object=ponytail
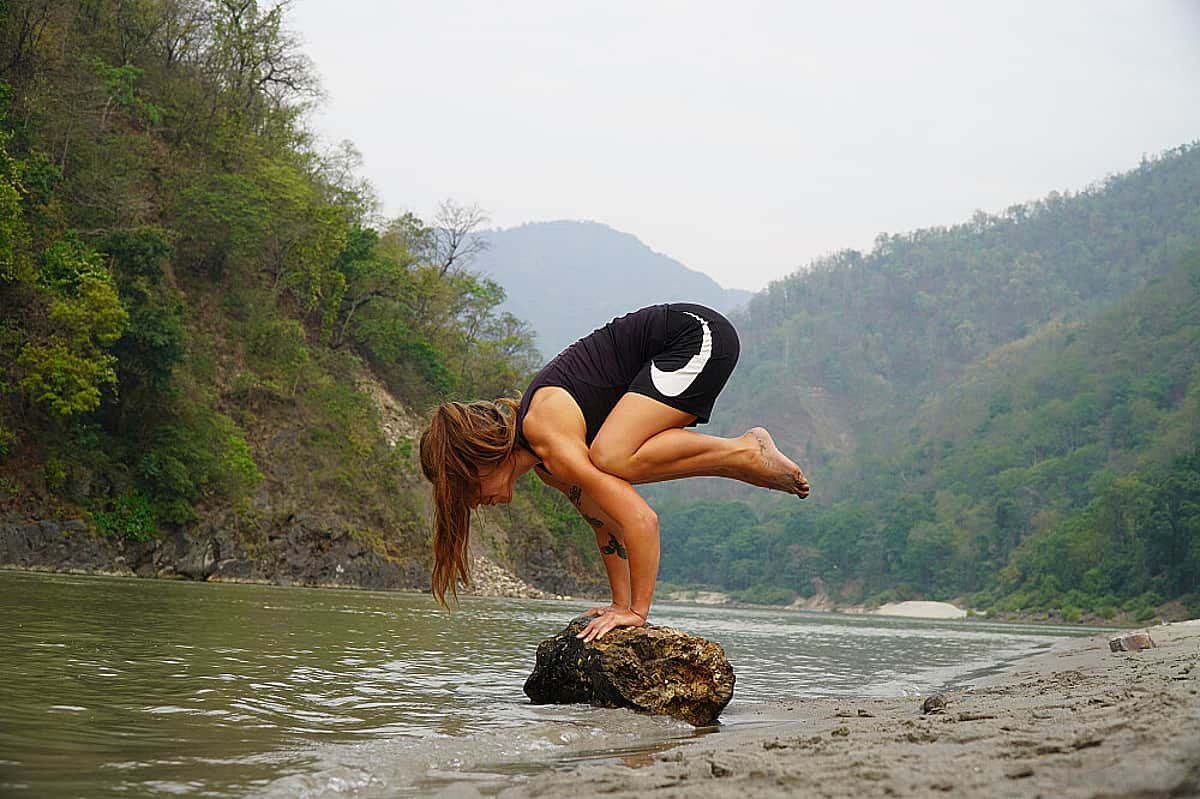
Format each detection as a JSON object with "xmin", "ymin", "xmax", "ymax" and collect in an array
[{"xmin": 419, "ymin": 399, "xmax": 519, "ymax": 607}]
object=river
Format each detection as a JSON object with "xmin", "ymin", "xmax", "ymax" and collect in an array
[{"xmin": 0, "ymin": 570, "xmax": 1099, "ymax": 797}]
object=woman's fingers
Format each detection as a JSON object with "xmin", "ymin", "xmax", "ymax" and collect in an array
[
  {"xmin": 577, "ymin": 614, "xmax": 613, "ymax": 642},
  {"xmin": 579, "ymin": 617, "xmax": 612, "ymax": 642},
  {"xmin": 576, "ymin": 608, "xmax": 644, "ymax": 642}
]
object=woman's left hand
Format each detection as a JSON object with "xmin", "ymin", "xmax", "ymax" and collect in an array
[{"xmin": 576, "ymin": 606, "xmax": 645, "ymax": 642}]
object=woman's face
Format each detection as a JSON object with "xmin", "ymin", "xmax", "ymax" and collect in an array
[{"xmin": 470, "ymin": 458, "xmax": 514, "ymax": 508}]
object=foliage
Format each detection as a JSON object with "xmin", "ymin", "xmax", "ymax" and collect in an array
[
  {"xmin": 94, "ymin": 490, "xmax": 157, "ymax": 541},
  {"xmin": 15, "ymin": 235, "xmax": 129, "ymax": 415},
  {"xmin": 0, "ymin": 424, "xmax": 15, "ymax": 458},
  {"xmin": 0, "ymin": 0, "xmax": 554, "ymax": 582},
  {"xmin": 649, "ymin": 154, "xmax": 1200, "ymax": 614}
]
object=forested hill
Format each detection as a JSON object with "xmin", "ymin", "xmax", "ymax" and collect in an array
[
  {"xmin": 717, "ymin": 145, "xmax": 1200, "ymax": 466},
  {"xmin": 651, "ymin": 144, "xmax": 1200, "ymax": 620},
  {"xmin": 474, "ymin": 221, "xmax": 751, "ymax": 358},
  {"xmin": 0, "ymin": 1, "xmax": 603, "ymax": 595}
]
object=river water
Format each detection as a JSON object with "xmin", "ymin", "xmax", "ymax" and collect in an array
[{"xmin": 0, "ymin": 570, "xmax": 1098, "ymax": 797}]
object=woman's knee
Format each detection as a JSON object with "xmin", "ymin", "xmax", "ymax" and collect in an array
[{"xmin": 588, "ymin": 439, "xmax": 637, "ymax": 478}]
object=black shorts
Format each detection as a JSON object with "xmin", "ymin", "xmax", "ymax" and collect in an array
[{"xmin": 627, "ymin": 303, "xmax": 740, "ymax": 425}]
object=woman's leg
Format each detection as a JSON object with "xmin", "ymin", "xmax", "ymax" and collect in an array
[{"xmin": 588, "ymin": 393, "xmax": 809, "ymax": 495}]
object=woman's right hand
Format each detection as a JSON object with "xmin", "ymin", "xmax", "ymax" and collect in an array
[{"xmin": 576, "ymin": 606, "xmax": 646, "ymax": 642}]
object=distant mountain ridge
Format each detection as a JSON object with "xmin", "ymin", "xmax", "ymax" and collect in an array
[
  {"xmin": 644, "ymin": 142, "xmax": 1200, "ymax": 616},
  {"xmin": 473, "ymin": 220, "xmax": 751, "ymax": 357}
]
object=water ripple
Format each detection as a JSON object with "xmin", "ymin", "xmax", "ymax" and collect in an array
[{"xmin": 0, "ymin": 571, "xmax": 1099, "ymax": 798}]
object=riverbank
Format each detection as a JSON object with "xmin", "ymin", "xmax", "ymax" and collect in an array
[
  {"xmin": 0, "ymin": 512, "xmax": 567, "ymax": 598},
  {"xmin": 496, "ymin": 619, "xmax": 1200, "ymax": 799}
]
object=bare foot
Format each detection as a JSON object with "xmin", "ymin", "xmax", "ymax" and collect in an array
[{"xmin": 745, "ymin": 427, "xmax": 810, "ymax": 498}]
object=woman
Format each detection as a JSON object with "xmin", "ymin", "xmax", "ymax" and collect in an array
[{"xmin": 419, "ymin": 303, "xmax": 809, "ymax": 643}]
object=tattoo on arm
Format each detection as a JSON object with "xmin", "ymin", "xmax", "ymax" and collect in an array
[
  {"xmin": 567, "ymin": 484, "xmax": 605, "ymax": 530},
  {"xmin": 601, "ymin": 533, "xmax": 628, "ymax": 560}
]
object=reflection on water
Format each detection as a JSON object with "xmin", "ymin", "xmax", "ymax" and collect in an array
[{"xmin": 0, "ymin": 570, "xmax": 1096, "ymax": 797}]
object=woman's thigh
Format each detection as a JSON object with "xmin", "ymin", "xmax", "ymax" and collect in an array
[{"xmin": 589, "ymin": 392, "xmax": 697, "ymax": 463}]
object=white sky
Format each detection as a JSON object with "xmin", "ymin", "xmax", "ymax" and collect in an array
[{"xmin": 290, "ymin": 1, "xmax": 1200, "ymax": 291}]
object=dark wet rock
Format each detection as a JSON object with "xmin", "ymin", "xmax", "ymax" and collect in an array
[
  {"xmin": 523, "ymin": 615, "xmax": 735, "ymax": 726},
  {"xmin": 922, "ymin": 693, "xmax": 949, "ymax": 715}
]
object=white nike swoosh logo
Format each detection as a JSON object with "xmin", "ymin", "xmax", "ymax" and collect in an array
[{"xmin": 650, "ymin": 312, "xmax": 712, "ymax": 397}]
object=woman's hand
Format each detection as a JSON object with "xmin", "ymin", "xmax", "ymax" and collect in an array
[{"xmin": 576, "ymin": 606, "xmax": 646, "ymax": 643}]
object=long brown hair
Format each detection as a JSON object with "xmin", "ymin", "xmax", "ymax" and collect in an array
[{"xmin": 419, "ymin": 398, "xmax": 519, "ymax": 607}]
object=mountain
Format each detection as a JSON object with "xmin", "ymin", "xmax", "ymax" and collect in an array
[
  {"xmin": 714, "ymin": 145, "xmax": 1200, "ymax": 469},
  {"xmin": 648, "ymin": 143, "xmax": 1200, "ymax": 618},
  {"xmin": 473, "ymin": 221, "xmax": 751, "ymax": 358}
]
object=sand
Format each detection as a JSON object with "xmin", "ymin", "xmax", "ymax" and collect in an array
[
  {"xmin": 489, "ymin": 620, "xmax": 1200, "ymax": 799},
  {"xmin": 873, "ymin": 600, "xmax": 968, "ymax": 619}
]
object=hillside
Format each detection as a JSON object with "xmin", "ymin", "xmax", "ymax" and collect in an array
[
  {"xmin": 649, "ymin": 145, "xmax": 1200, "ymax": 619},
  {"xmin": 2, "ymin": 1, "xmax": 1195, "ymax": 620},
  {"xmin": 711, "ymin": 146, "xmax": 1200, "ymax": 467},
  {"xmin": 474, "ymin": 220, "xmax": 750, "ymax": 357},
  {"xmin": 0, "ymin": 1, "xmax": 604, "ymax": 597}
]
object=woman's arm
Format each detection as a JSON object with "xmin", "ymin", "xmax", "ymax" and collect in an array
[
  {"xmin": 548, "ymin": 450, "xmax": 657, "ymax": 641},
  {"xmin": 524, "ymin": 390, "xmax": 658, "ymax": 642},
  {"xmin": 533, "ymin": 465, "xmax": 631, "ymax": 610}
]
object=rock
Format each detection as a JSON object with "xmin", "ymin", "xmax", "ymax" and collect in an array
[
  {"xmin": 522, "ymin": 615, "xmax": 735, "ymax": 726},
  {"xmin": 176, "ymin": 536, "xmax": 218, "ymax": 580},
  {"xmin": 922, "ymin": 693, "xmax": 949, "ymax": 715},
  {"xmin": 212, "ymin": 558, "xmax": 256, "ymax": 580},
  {"xmin": 1109, "ymin": 631, "xmax": 1156, "ymax": 652},
  {"xmin": 0, "ymin": 508, "xmax": 430, "ymax": 593}
]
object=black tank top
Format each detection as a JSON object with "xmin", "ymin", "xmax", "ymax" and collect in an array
[{"xmin": 515, "ymin": 305, "xmax": 670, "ymax": 449}]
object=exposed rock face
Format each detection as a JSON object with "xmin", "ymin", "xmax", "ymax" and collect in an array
[
  {"xmin": 523, "ymin": 615, "xmax": 735, "ymax": 726},
  {"xmin": 0, "ymin": 511, "xmax": 426, "ymax": 591},
  {"xmin": 0, "ymin": 508, "xmax": 585, "ymax": 600}
]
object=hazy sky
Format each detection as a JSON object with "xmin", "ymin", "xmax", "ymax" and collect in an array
[{"xmin": 290, "ymin": 1, "xmax": 1200, "ymax": 291}]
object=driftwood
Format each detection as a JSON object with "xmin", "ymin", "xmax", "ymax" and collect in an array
[{"xmin": 523, "ymin": 615, "xmax": 735, "ymax": 726}]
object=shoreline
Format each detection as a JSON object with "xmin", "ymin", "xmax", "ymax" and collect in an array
[
  {"xmin": 497, "ymin": 620, "xmax": 1200, "ymax": 798},
  {"xmin": 0, "ymin": 561, "xmax": 1161, "ymax": 630}
]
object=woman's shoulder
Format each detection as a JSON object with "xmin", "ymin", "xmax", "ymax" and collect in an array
[{"xmin": 522, "ymin": 387, "xmax": 589, "ymax": 452}]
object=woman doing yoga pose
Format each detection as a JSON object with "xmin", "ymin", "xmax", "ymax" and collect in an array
[{"xmin": 420, "ymin": 304, "xmax": 809, "ymax": 642}]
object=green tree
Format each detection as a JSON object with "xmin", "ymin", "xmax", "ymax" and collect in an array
[{"xmin": 17, "ymin": 235, "xmax": 128, "ymax": 415}]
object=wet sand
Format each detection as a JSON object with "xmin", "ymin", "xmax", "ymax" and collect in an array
[{"xmin": 493, "ymin": 620, "xmax": 1200, "ymax": 798}]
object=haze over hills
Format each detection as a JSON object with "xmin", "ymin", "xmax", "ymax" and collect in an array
[
  {"xmin": 474, "ymin": 220, "xmax": 751, "ymax": 358},
  {"xmin": 649, "ymin": 143, "xmax": 1200, "ymax": 615}
]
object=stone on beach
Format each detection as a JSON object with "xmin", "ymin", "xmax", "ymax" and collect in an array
[
  {"xmin": 921, "ymin": 693, "xmax": 949, "ymax": 715},
  {"xmin": 522, "ymin": 615, "xmax": 735, "ymax": 726},
  {"xmin": 1109, "ymin": 631, "xmax": 1156, "ymax": 652}
]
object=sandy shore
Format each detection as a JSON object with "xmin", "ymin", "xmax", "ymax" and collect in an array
[
  {"xmin": 492, "ymin": 620, "xmax": 1200, "ymax": 799},
  {"xmin": 873, "ymin": 600, "xmax": 968, "ymax": 619}
]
